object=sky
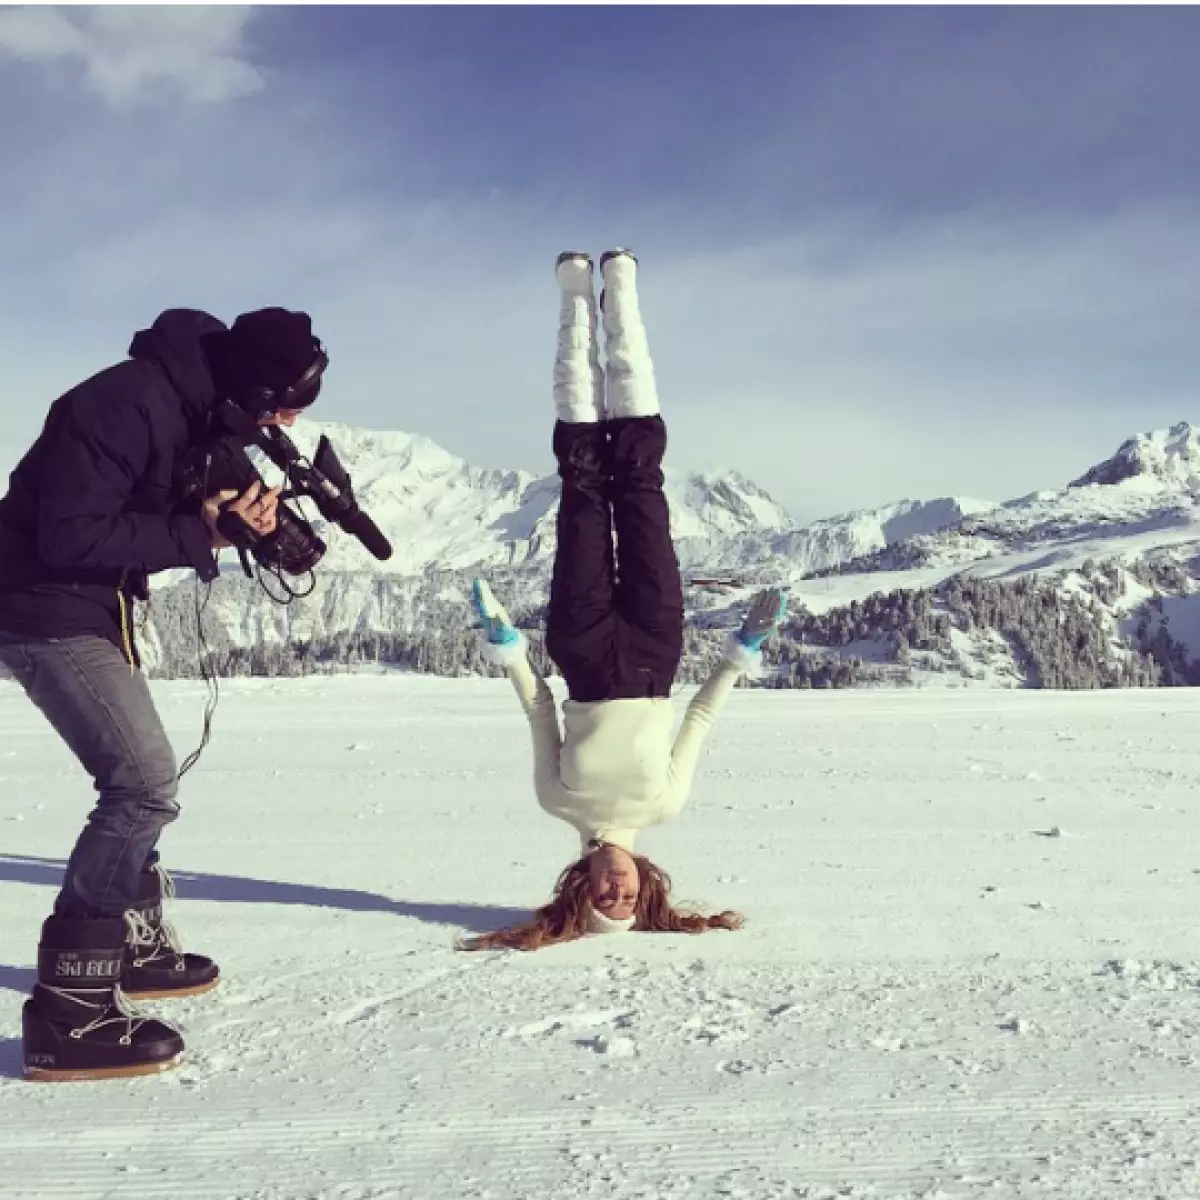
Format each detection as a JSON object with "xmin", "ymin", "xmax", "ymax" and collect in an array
[{"xmin": 1, "ymin": 5, "xmax": 1199, "ymax": 524}]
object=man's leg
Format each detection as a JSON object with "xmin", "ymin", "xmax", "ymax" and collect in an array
[
  {"xmin": 0, "ymin": 633, "xmax": 189, "ymax": 1080},
  {"xmin": 0, "ymin": 634, "xmax": 180, "ymax": 917},
  {"xmin": 0, "ymin": 633, "xmax": 217, "ymax": 992},
  {"xmin": 599, "ymin": 250, "xmax": 684, "ymax": 697},
  {"xmin": 545, "ymin": 252, "xmax": 618, "ymax": 702}
]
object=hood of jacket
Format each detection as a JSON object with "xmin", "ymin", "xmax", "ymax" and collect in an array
[{"xmin": 128, "ymin": 308, "xmax": 228, "ymax": 425}]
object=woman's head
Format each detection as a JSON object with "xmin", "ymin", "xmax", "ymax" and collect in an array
[
  {"xmin": 587, "ymin": 842, "xmax": 640, "ymax": 921},
  {"xmin": 456, "ymin": 845, "xmax": 744, "ymax": 952}
]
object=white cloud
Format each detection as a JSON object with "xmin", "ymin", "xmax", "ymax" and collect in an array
[{"xmin": 0, "ymin": 5, "xmax": 262, "ymax": 104}]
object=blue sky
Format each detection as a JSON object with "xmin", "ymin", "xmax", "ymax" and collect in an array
[{"xmin": 1, "ymin": 6, "xmax": 1199, "ymax": 522}]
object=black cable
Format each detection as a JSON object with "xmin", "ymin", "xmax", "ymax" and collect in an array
[
  {"xmin": 177, "ymin": 572, "xmax": 220, "ymax": 779},
  {"xmin": 257, "ymin": 560, "xmax": 316, "ymax": 604},
  {"xmin": 175, "ymin": 451, "xmax": 322, "ymax": 778},
  {"xmin": 177, "ymin": 454, "xmax": 221, "ymax": 780},
  {"xmin": 255, "ymin": 488, "xmax": 319, "ymax": 603}
]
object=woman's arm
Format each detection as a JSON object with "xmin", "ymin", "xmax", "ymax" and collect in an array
[
  {"xmin": 669, "ymin": 641, "xmax": 754, "ymax": 787},
  {"xmin": 670, "ymin": 588, "xmax": 786, "ymax": 792},
  {"xmin": 483, "ymin": 634, "xmax": 563, "ymax": 796}
]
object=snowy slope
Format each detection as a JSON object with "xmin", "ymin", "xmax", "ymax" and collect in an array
[{"xmin": 3, "ymin": 678, "xmax": 1200, "ymax": 1197}]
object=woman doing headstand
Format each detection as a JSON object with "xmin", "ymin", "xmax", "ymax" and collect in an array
[{"xmin": 463, "ymin": 249, "xmax": 784, "ymax": 951}]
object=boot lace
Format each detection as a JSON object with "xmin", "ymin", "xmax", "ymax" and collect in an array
[
  {"xmin": 150, "ymin": 861, "xmax": 177, "ymax": 903},
  {"xmin": 125, "ymin": 863, "xmax": 186, "ymax": 971},
  {"xmin": 48, "ymin": 985, "xmax": 171, "ymax": 1047},
  {"xmin": 124, "ymin": 909, "xmax": 186, "ymax": 971}
]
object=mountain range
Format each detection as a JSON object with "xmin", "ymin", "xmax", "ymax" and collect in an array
[
  {"xmin": 240, "ymin": 421, "xmax": 996, "ymax": 580},
  {"xmin": 140, "ymin": 418, "xmax": 1200, "ymax": 685}
]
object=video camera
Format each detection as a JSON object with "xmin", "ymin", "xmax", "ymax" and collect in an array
[{"xmin": 176, "ymin": 420, "xmax": 392, "ymax": 584}]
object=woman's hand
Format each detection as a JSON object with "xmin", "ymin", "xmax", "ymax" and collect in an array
[{"xmin": 737, "ymin": 587, "xmax": 787, "ymax": 651}]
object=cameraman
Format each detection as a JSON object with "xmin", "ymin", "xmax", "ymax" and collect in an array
[{"xmin": 0, "ymin": 307, "xmax": 326, "ymax": 1081}]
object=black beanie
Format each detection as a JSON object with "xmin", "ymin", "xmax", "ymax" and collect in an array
[{"xmin": 205, "ymin": 307, "xmax": 322, "ymax": 408}]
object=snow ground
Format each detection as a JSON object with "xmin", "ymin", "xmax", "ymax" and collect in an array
[{"xmin": 3, "ymin": 675, "xmax": 1200, "ymax": 1200}]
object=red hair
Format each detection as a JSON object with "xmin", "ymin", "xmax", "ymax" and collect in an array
[{"xmin": 456, "ymin": 852, "xmax": 744, "ymax": 952}]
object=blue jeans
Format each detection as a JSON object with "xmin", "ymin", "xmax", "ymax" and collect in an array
[{"xmin": 0, "ymin": 632, "xmax": 179, "ymax": 918}]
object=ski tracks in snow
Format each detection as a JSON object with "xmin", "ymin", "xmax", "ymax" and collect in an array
[
  {"xmin": 7, "ymin": 953, "xmax": 1200, "ymax": 1199},
  {"xmin": 6, "ymin": 683, "xmax": 1200, "ymax": 1197}
]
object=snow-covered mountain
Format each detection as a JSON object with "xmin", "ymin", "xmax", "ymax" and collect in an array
[
  {"xmin": 141, "ymin": 417, "xmax": 988, "ymax": 672},
  {"xmin": 264, "ymin": 421, "xmax": 796, "ymax": 575},
  {"xmin": 144, "ymin": 417, "xmax": 1200, "ymax": 688},
  {"xmin": 226, "ymin": 418, "xmax": 1200, "ymax": 597},
  {"xmin": 695, "ymin": 494, "xmax": 994, "ymax": 579},
  {"xmin": 1071, "ymin": 422, "xmax": 1200, "ymax": 490},
  {"xmin": 796, "ymin": 420, "xmax": 1200, "ymax": 599},
  {"xmin": 252, "ymin": 420, "xmax": 985, "ymax": 580}
]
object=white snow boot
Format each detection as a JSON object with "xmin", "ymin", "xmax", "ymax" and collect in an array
[
  {"xmin": 600, "ymin": 248, "xmax": 660, "ymax": 420},
  {"xmin": 553, "ymin": 251, "xmax": 604, "ymax": 425}
]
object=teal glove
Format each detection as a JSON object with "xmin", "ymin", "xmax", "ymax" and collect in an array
[
  {"xmin": 471, "ymin": 579, "xmax": 520, "ymax": 647},
  {"xmin": 737, "ymin": 587, "xmax": 787, "ymax": 652}
]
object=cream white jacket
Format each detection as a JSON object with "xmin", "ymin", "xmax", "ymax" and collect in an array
[{"xmin": 498, "ymin": 640, "xmax": 757, "ymax": 852}]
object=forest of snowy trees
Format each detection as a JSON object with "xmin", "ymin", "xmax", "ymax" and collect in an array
[{"xmin": 138, "ymin": 554, "xmax": 1200, "ymax": 691}]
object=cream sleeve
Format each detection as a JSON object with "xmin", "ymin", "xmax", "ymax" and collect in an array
[
  {"xmin": 504, "ymin": 655, "xmax": 563, "ymax": 798},
  {"xmin": 668, "ymin": 642, "xmax": 755, "ymax": 800}
]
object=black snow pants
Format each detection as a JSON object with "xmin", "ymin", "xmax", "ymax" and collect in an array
[{"xmin": 546, "ymin": 416, "xmax": 684, "ymax": 703}]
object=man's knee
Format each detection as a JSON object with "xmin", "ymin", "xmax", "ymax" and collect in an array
[
  {"xmin": 137, "ymin": 741, "xmax": 181, "ymax": 815},
  {"xmin": 144, "ymin": 771, "xmax": 181, "ymax": 823},
  {"xmin": 94, "ymin": 760, "xmax": 180, "ymax": 829}
]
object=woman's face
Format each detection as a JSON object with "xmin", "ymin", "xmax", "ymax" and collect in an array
[{"xmin": 588, "ymin": 844, "xmax": 640, "ymax": 921}]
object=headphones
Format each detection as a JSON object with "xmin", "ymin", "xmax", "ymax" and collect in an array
[{"xmin": 241, "ymin": 342, "xmax": 329, "ymax": 420}]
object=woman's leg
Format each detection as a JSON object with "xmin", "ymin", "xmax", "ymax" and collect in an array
[
  {"xmin": 545, "ymin": 253, "xmax": 618, "ymax": 702},
  {"xmin": 600, "ymin": 251, "xmax": 684, "ymax": 698},
  {"xmin": 600, "ymin": 248, "xmax": 659, "ymax": 421},
  {"xmin": 553, "ymin": 252, "xmax": 603, "ymax": 425}
]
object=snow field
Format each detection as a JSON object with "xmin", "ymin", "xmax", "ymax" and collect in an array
[{"xmin": 3, "ymin": 676, "xmax": 1200, "ymax": 1198}]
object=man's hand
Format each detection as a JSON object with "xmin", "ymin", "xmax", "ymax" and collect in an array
[{"xmin": 202, "ymin": 481, "xmax": 281, "ymax": 550}]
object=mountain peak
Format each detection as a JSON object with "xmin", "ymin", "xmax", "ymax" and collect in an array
[{"xmin": 1072, "ymin": 422, "xmax": 1200, "ymax": 490}]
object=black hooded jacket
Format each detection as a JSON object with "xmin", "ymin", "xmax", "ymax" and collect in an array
[{"xmin": 0, "ymin": 309, "xmax": 227, "ymax": 660}]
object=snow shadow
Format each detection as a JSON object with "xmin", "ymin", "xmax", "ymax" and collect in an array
[
  {"xmin": 0, "ymin": 1038, "xmax": 22, "ymax": 1081},
  {"xmin": 0, "ymin": 966, "xmax": 34, "ymax": 996},
  {"xmin": 0, "ymin": 855, "xmax": 527, "ymax": 934}
]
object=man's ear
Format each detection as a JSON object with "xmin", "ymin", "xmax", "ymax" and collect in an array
[{"xmin": 213, "ymin": 398, "xmax": 258, "ymax": 439}]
